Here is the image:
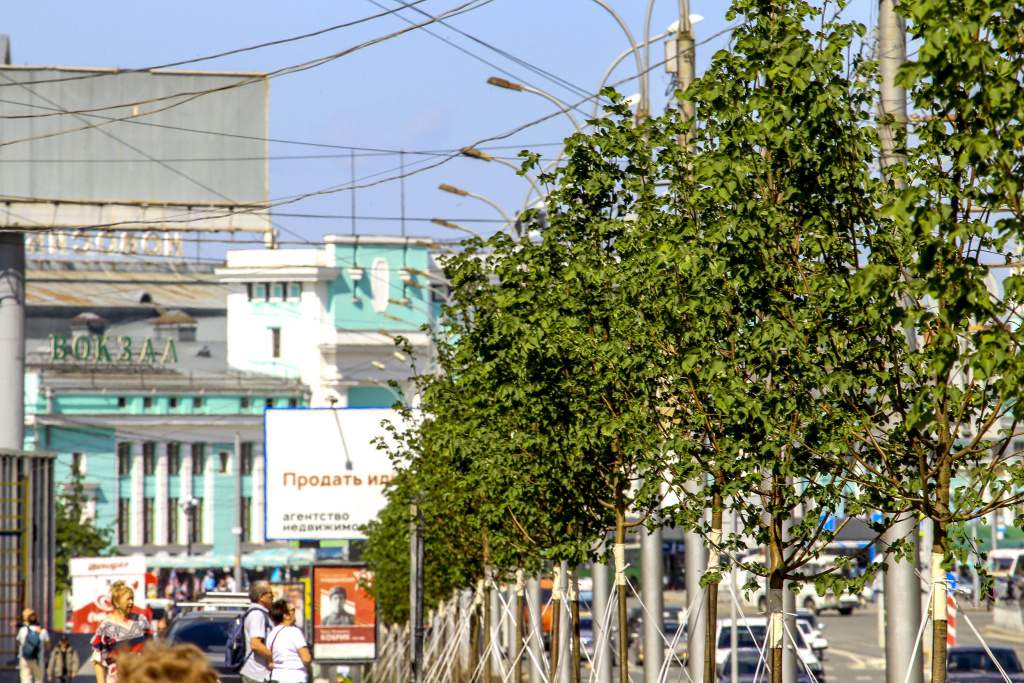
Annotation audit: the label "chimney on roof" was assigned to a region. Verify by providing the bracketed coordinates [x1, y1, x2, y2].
[151, 310, 197, 342]
[69, 312, 108, 336]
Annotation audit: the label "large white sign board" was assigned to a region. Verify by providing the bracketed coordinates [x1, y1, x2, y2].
[70, 556, 148, 633]
[264, 408, 403, 541]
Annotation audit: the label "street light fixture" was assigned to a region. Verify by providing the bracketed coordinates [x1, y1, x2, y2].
[180, 497, 200, 557]
[430, 219, 485, 241]
[436, 184, 513, 228]
[486, 77, 584, 133]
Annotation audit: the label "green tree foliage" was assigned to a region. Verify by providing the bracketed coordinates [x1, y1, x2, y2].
[55, 469, 114, 594]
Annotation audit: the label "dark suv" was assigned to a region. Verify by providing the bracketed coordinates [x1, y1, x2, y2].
[165, 611, 242, 683]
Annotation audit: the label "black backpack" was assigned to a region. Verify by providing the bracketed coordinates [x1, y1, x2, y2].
[225, 607, 269, 672]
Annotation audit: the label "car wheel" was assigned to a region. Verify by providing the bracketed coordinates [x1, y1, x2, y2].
[838, 607, 853, 616]
[803, 598, 818, 615]
[758, 596, 768, 613]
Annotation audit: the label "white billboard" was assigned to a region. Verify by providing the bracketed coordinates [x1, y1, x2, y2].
[69, 556, 148, 633]
[264, 408, 403, 541]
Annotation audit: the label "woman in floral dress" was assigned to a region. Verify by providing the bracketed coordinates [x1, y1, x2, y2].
[92, 581, 153, 683]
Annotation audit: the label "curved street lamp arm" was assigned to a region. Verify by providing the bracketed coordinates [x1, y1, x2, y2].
[586, 0, 647, 115]
[522, 85, 584, 133]
[591, 31, 669, 120]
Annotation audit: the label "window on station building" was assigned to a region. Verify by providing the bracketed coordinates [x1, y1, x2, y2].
[219, 451, 230, 474]
[167, 443, 181, 475]
[143, 443, 156, 475]
[117, 499, 131, 544]
[287, 283, 302, 301]
[241, 397, 251, 410]
[288, 397, 299, 408]
[271, 283, 284, 300]
[191, 443, 206, 474]
[71, 452, 85, 476]
[117, 443, 132, 476]
[269, 328, 281, 359]
[143, 498, 154, 544]
[169, 397, 178, 409]
[117, 397, 127, 409]
[190, 499, 204, 543]
[265, 398, 274, 409]
[241, 443, 253, 475]
[143, 397, 153, 410]
[167, 497, 178, 543]
[241, 497, 252, 542]
[193, 397, 204, 409]
[251, 283, 268, 301]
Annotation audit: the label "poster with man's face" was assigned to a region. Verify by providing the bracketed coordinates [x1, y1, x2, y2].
[311, 565, 375, 661]
[270, 583, 307, 631]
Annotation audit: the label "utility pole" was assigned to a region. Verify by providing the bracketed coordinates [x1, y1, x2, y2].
[878, 3, 924, 679]
[674, 0, 696, 145]
[640, 524, 664, 683]
[0, 34, 23, 458]
[233, 432, 243, 589]
[526, 576, 544, 683]
[410, 501, 425, 683]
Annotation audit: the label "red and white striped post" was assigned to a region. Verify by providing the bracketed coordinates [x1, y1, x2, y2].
[947, 593, 957, 647]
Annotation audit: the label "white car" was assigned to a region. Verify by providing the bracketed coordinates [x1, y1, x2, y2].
[715, 617, 825, 681]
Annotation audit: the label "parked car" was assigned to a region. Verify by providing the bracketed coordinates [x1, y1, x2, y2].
[794, 610, 827, 660]
[628, 614, 687, 666]
[715, 618, 824, 681]
[947, 645, 1024, 682]
[717, 648, 816, 683]
[165, 610, 242, 683]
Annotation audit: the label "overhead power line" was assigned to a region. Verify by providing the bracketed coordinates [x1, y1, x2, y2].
[0, 0, 435, 90]
[0, 0, 493, 148]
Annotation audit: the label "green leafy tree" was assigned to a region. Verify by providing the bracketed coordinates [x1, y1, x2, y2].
[55, 469, 114, 594]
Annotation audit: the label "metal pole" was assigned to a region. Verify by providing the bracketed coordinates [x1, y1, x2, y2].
[782, 573, 797, 683]
[884, 516, 923, 683]
[685, 490, 707, 682]
[410, 502, 424, 683]
[0, 232, 25, 454]
[558, 561, 571, 683]
[675, 0, 696, 148]
[527, 576, 544, 683]
[592, 559, 613, 683]
[640, 524, 664, 683]
[877, 0, 907, 180]
[730, 511, 738, 683]
[233, 432, 243, 589]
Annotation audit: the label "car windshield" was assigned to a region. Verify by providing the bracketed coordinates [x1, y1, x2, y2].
[993, 558, 1014, 571]
[718, 624, 807, 650]
[170, 620, 232, 654]
[948, 650, 1023, 673]
[721, 653, 766, 676]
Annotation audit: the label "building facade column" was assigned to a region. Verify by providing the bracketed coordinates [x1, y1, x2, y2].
[130, 449, 144, 546]
[252, 441, 265, 543]
[203, 446, 216, 543]
[155, 444, 168, 545]
[180, 448, 194, 547]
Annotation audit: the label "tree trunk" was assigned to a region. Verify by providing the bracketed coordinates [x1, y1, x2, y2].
[569, 567, 582, 683]
[931, 520, 950, 683]
[551, 563, 562, 683]
[615, 481, 629, 683]
[516, 569, 525, 683]
[704, 482, 724, 683]
[454, 596, 463, 683]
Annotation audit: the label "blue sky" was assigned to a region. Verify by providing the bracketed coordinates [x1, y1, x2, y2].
[3, 0, 877, 259]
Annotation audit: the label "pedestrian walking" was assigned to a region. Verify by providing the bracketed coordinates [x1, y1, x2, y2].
[16, 608, 51, 683]
[46, 636, 80, 683]
[237, 581, 274, 683]
[91, 581, 153, 683]
[266, 599, 311, 683]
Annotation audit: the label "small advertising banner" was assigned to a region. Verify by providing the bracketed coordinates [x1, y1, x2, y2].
[311, 565, 375, 662]
[270, 582, 308, 632]
[70, 556, 148, 633]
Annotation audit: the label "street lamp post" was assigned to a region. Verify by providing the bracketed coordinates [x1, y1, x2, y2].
[181, 497, 199, 557]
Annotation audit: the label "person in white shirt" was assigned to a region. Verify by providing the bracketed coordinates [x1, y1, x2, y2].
[267, 600, 311, 683]
[240, 581, 274, 683]
[16, 608, 51, 683]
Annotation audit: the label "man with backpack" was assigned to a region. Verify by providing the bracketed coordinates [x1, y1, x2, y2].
[227, 581, 274, 683]
[15, 608, 50, 683]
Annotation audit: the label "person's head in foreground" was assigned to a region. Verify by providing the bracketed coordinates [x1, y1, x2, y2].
[117, 643, 217, 683]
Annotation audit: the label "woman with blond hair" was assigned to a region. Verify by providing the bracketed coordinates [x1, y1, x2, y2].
[118, 642, 218, 683]
[91, 581, 153, 683]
